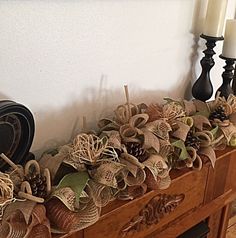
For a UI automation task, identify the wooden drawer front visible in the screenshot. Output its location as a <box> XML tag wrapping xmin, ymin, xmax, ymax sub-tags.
<box><xmin>204</xmin><ymin>148</ymin><xmax>236</xmax><ymax>203</ymax></box>
<box><xmin>84</xmin><ymin>167</ymin><xmax>208</xmax><ymax>238</ymax></box>
<box><xmin>226</xmin><ymin>149</ymin><xmax>236</xmax><ymax>192</ymax></box>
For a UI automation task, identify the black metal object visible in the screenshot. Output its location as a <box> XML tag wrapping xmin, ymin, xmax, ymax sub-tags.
<box><xmin>178</xmin><ymin>221</ymin><xmax>210</xmax><ymax>238</ymax></box>
<box><xmin>216</xmin><ymin>55</ymin><xmax>236</xmax><ymax>99</ymax></box>
<box><xmin>192</xmin><ymin>34</ymin><xmax>224</xmax><ymax>101</ymax></box>
<box><xmin>0</xmin><ymin>100</ymin><xmax>35</xmax><ymax>170</ymax></box>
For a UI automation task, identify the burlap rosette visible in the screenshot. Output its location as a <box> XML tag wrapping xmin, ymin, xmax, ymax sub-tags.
<box><xmin>169</xmin><ymin>112</ymin><xmax>218</xmax><ymax>170</ymax></box>
<box><xmin>89</xmin><ymin>161</ymin><xmax>125</xmax><ymax>188</ymax></box>
<box><xmin>171</xmin><ymin>120</ymin><xmax>191</xmax><ymax>142</ymax></box>
<box><xmin>205</xmin><ymin>94</ymin><xmax>236</xmax><ymax>149</ymax></box>
<box><xmin>145</xmin><ymin>120</ymin><xmax>172</xmax><ymax>142</ymax></box>
<box><xmin>87</xmin><ymin>180</ymin><xmax>116</xmax><ymax>207</ymax></box>
<box><xmin>146</xmin><ymin>100</ymin><xmax>186</xmax><ymax>125</ymax></box>
<box><xmin>119</xmin><ymin>154</ymin><xmax>146</xmax><ymax>187</ymax></box>
<box><xmin>0</xmin><ymin>201</ymin><xmax>51</xmax><ymax>238</ymax></box>
<box><xmin>143</xmin><ymin>154</ymin><xmax>171</xmax><ymax>190</ymax></box>
<box><xmin>46</xmin><ymin>183</ymin><xmax>101</xmax><ymax>234</ymax></box>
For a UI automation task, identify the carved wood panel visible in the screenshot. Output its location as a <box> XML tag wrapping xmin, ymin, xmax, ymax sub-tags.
<box><xmin>121</xmin><ymin>193</ymin><xmax>185</xmax><ymax>235</ymax></box>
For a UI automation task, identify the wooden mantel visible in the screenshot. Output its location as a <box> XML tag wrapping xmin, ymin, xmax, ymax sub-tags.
<box><xmin>59</xmin><ymin>148</ymin><xmax>236</xmax><ymax>238</ymax></box>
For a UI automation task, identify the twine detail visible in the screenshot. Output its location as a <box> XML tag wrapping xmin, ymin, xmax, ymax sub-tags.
<box><xmin>69</xmin><ymin>134</ymin><xmax>118</xmax><ymax>166</ymax></box>
<box><xmin>0</xmin><ymin>172</ymin><xmax>15</xmax><ymax>220</ymax></box>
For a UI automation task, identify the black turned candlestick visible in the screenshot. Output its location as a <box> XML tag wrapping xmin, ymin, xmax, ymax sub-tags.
<box><xmin>216</xmin><ymin>55</ymin><xmax>236</xmax><ymax>99</ymax></box>
<box><xmin>192</xmin><ymin>34</ymin><xmax>224</xmax><ymax>101</ymax></box>
<box><xmin>232</xmin><ymin>67</ymin><xmax>236</xmax><ymax>95</ymax></box>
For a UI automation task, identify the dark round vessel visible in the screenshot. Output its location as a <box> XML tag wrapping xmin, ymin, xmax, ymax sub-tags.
<box><xmin>0</xmin><ymin>100</ymin><xmax>34</xmax><ymax>170</ymax></box>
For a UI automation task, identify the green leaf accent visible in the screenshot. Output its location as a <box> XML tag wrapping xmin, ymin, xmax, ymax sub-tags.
<box><xmin>171</xmin><ymin>140</ymin><xmax>189</xmax><ymax>160</ymax></box>
<box><xmin>210</xmin><ymin>126</ymin><xmax>219</xmax><ymax>138</ymax></box>
<box><xmin>57</xmin><ymin>171</ymin><xmax>89</xmax><ymax>203</ymax></box>
<box><xmin>230</xmin><ymin>136</ymin><xmax>236</xmax><ymax>147</ymax></box>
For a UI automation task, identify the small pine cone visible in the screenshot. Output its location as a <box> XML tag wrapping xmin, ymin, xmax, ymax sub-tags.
<box><xmin>26</xmin><ymin>173</ymin><xmax>48</xmax><ymax>199</ymax></box>
<box><xmin>125</xmin><ymin>142</ymin><xmax>149</xmax><ymax>162</ymax></box>
<box><xmin>209</xmin><ymin>106</ymin><xmax>229</xmax><ymax>122</ymax></box>
<box><xmin>185</xmin><ymin>129</ymin><xmax>201</xmax><ymax>151</ymax></box>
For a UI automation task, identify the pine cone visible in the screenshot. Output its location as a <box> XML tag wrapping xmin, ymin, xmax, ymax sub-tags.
<box><xmin>125</xmin><ymin>142</ymin><xmax>149</xmax><ymax>162</ymax></box>
<box><xmin>185</xmin><ymin>129</ymin><xmax>201</xmax><ymax>151</ymax></box>
<box><xmin>209</xmin><ymin>106</ymin><xmax>229</xmax><ymax>122</ymax></box>
<box><xmin>26</xmin><ymin>173</ymin><xmax>47</xmax><ymax>199</ymax></box>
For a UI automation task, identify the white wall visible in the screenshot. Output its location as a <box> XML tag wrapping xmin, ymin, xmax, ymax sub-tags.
<box><xmin>0</xmin><ymin>0</ymin><xmax>235</xmax><ymax>156</ymax></box>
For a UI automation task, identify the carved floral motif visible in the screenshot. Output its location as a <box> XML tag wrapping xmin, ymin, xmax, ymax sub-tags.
<box><xmin>122</xmin><ymin>193</ymin><xmax>185</xmax><ymax>235</ymax></box>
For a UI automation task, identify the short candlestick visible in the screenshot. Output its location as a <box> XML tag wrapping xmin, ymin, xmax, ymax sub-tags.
<box><xmin>192</xmin><ymin>34</ymin><xmax>224</xmax><ymax>101</ymax></box>
<box><xmin>217</xmin><ymin>55</ymin><xmax>236</xmax><ymax>98</ymax></box>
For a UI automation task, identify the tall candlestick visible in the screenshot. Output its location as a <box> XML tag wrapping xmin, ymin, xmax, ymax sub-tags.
<box><xmin>222</xmin><ymin>20</ymin><xmax>236</xmax><ymax>59</ymax></box>
<box><xmin>192</xmin><ymin>34</ymin><xmax>223</xmax><ymax>101</ymax></box>
<box><xmin>203</xmin><ymin>0</ymin><xmax>228</xmax><ymax>37</ymax></box>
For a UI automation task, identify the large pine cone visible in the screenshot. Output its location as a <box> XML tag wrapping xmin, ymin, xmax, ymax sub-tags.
<box><xmin>125</xmin><ymin>142</ymin><xmax>149</xmax><ymax>162</ymax></box>
<box><xmin>209</xmin><ymin>106</ymin><xmax>229</xmax><ymax>122</ymax></box>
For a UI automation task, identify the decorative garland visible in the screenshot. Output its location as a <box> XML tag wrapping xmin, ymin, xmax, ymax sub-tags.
<box><xmin>1</xmin><ymin>87</ymin><xmax>236</xmax><ymax>237</ymax></box>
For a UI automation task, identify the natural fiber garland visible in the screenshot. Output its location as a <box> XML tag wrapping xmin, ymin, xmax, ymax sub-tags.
<box><xmin>2</xmin><ymin>87</ymin><xmax>236</xmax><ymax>237</ymax></box>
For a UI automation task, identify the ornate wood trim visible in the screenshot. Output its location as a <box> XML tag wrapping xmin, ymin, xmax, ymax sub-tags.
<box><xmin>121</xmin><ymin>193</ymin><xmax>185</xmax><ymax>234</ymax></box>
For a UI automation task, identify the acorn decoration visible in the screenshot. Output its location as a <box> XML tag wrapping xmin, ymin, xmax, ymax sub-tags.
<box><xmin>125</xmin><ymin>142</ymin><xmax>149</xmax><ymax>163</ymax></box>
<box><xmin>185</xmin><ymin>129</ymin><xmax>201</xmax><ymax>151</ymax></box>
<box><xmin>209</xmin><ymin>106</ymin><xmax>229</xmax><ymax>122</ymax></box>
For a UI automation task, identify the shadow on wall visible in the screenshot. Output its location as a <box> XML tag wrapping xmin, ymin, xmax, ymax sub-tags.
<box><xmin>1</xmin><ymin>1</ymin><xmax>206</xmax><ymax>157</ymax></box>
<box><xmin>32</xmin><ymin>74</ymin><xmax>193</xmax><ymax>158</ymax></box>
<box><xmin>0</xmin><ymin>92</ymin><xmax>12</xmax><ymax>101</ymax></box>
<box><xmin>186</xmin><ymin>0</ymin><xmax>209</xmax><ymax>100</ymax></box>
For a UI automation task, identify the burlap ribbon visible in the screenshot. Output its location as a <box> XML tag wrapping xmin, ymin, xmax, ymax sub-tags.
<box><xmin>47</xmin><ymin>185</ymin><xmax>101</xmax><ymax>234</ymax></box>
<box><xmin>143</xmin><ymin>154</ymin><xmax>171</xmax><ymax>190</ymax></box>
<box><xmin>220</xmin><ymin>123</ymin><xmax>236</xmax><ymax>143</ymax></box>
<box><xmin>120</xmin><ymin>157</ymin><xmax>146</xmax><ymax>187</ymax></box>
<box><xmin>87</xmin><ymin>180</ymin><xmax>116</xmax><ymax>207</ymax></box>
<box><xmin>98</xmin><ymin>118</ymin><xmax>120</xmax><ymax>132</ymax></box>
<box><xmin>171</xmin><ymin>120</ymin><xmax>191</xmax><ymax>141</ymax></box>
<box><xmin>89</xmin><ymin>161</ymin><xmax>125</xmax><ymax>188</ymax></box>
<box><xmin>100</xmin><ymin>130</ymin><xmax>122</xmax><ymax>149</ymax></box>
<box><xmin>145</xmin><ymin>120</ymin><xmax>172</xmax><ymax>141</ymax></box>
<box><xmin>183</xmin><ymin>100</ymin><xmax>197</xmax><ymax>116</ymax></box>
<box><xmin>192</xmin><ymin>115</ymin><xmax>211</xmax><ymax>131</ymax></box>
<box><xmin>193</xmin><ymin>99</ymin><xmax>210</xmax><ymax>113</ymax></box>
<box><xmin>0</xmin><ymin>201</ymin><xmax>51</xmax><ymax>238</ymax></box>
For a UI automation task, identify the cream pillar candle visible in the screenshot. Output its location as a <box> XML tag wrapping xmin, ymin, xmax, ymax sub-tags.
<box><xmin>203</xmin><ymin>0</ymin><xmax>228</xmax><ymax>37</ymax></box>
<box><xmin>191</xmin><ymin>0</ymin><xmax>208</xmax><ymax>35</ymax></box>
<box><xmin>222</xmin><ymin>20</ymin><xmax>236</xmax><ymax>58</ymax></box>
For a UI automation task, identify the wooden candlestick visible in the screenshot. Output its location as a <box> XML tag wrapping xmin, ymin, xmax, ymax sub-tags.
<box><xmin>192</xmin><ymin>34</ymin><xmax>224</xmax><ymax>101</ymax></box>
<box><xmin>216</xmin><ymin>55</ymin><xmax>236</xmax><ymax>99</ymax></box>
